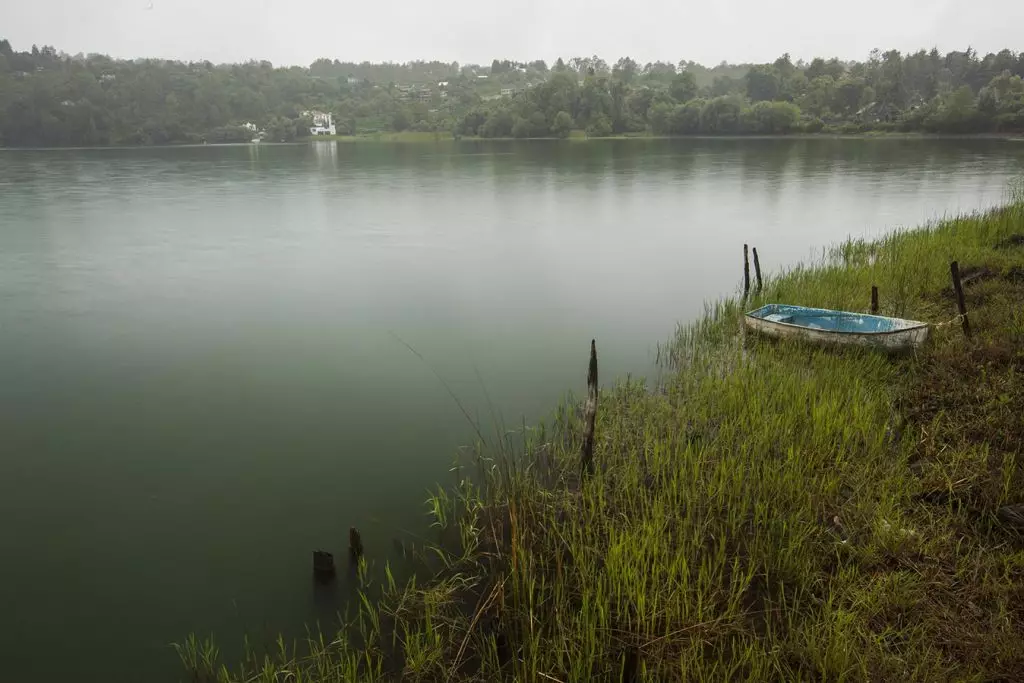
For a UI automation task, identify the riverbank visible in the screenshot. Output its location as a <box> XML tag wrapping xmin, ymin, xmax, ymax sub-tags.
<box><xmin>4</xmin><ymin>132</ymin><xmax>1022</xmax><ymax>150</ymax></box>
<box><xmin>306</xmin><ymin>131</ymin><xmax>1024</xmax><ymax>143</ymax></box>
<box><xmin>181</xmin><ymin>194</ymin><xmax>1024</xmax><ymax>681</ymax></box>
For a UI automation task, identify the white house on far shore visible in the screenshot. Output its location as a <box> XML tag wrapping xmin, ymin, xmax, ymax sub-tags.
<box><xmin>302</xmin><ymin>110</ymin><xmax>336</xmax><ymax>136</ymax></box>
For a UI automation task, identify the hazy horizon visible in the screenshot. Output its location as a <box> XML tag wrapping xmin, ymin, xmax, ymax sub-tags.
<box><xmin>2</xmin><ymin>0</ymin><xmax>1023</xmax><ymax>68</ymax></box>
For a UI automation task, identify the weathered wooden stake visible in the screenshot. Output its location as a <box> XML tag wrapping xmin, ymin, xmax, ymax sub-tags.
<box><xmin>581</xmin><ymin>340</ymin><xmax>598</xmax><ymax>479</ymax></box>
<box><xmin>349</xmin><ymin>527</ymin><xmax>364</xmax><ymax>562</ymax></box>
<box><xmin>950</xmin><ymin>261</ymin><xmax>972</xmax><ymax>339</ymax></box>
<box><xmin>870</xmin><ymin>285</ymin><xmax>879</xmax><ymax>314</ymax></box>
<box><xmin>312</xmin><ymin>550</ymin><xmax>336</xmax><ymax>582</ymax></box>
<box><xmin>743</xmin><ymin>244</ymin><xmax>751</xmax><ymax>299</ymax></box>
<box><xmin>752</xmin><ymin>247</ymin><xmax>763</xmax><ymax>293</ymax></box>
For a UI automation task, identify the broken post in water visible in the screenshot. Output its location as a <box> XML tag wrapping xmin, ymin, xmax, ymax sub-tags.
<box><xmin>349</xmin><ymin>527</ymin><xmax>364</xmax><ymax>563</ymax></box>
<box><xmin>950</xmin><ymin>261</ymin><xmax>972</xmax><ymax>339</ymax></box>
<box><xmin>871</xmin><ymin>285</ymin><xmax>879</xmax><ymax>314</ymax></box>
<box><xmin>743</xmin><ymin>244</ymin><xmax>751</xmax><ymax>299</ymax></box>
<box><xmin>581</xmin><ymin>340</ymin><xmax>598</xmax><ymax>478</ymax></box>
<box><xmin>752</xmin><ymin>247</ymin><xmax>763</xmax><ymax>293</ymax></box>
<box><xmin>312</xmin><ymin>550</ymin><xmax>336</xmax><ymax>582</ymax></box>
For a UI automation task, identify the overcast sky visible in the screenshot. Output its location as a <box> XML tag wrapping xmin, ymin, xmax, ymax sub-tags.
<box><xmin>2</xmin><ymin>0</ymin><xmax>1022</xmax><ymax>67</ymax></box>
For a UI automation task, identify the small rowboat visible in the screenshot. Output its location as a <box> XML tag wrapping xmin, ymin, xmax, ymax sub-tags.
<box><xmin>744</xmin><ymin>304</ymin><xmax>930</xmax><ymax>351</ymax></box>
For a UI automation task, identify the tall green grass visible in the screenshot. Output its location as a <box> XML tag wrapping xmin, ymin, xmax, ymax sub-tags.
<box><xmin>179</xmin><ymin>196</ymin><xmax>1024</xmax><ymax>682</ymax></box>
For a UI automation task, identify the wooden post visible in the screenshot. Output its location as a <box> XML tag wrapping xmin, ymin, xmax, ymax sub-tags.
<box><xmin>950</xmin><ymin>261</ymin><xmax>971</xmax><ymax>339</ymax></box>
<box><xmin>743</xmin><ymin>244</ymin><xmax>751</xmax><ymax>299</ymax></box>
<box><xmin>581</xmin><ymin>340</ymin><xmax>598</xmax><ymax>478</ymax></box>
<box><xmin>752</xmin><ymin>247</ymin><xmax>763</xmax><ymax>293</ymax></box>
<box><xmin>870</xmin><ymin>285</ymin><xmax>879</xmax><ymax>314</ymax></box>
<box><xmin>313</xmin><ymin>550</ymin><xmax>336</xmax><ymax>582</ymax></box>
<box><xmin>349</xmin><ymin>527</ymin><xmax>364</xmax><ymax>562</ymax></box>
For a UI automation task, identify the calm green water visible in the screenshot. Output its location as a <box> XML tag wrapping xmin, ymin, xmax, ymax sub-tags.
<box><xmin>1</xmin><ymin>139</ymin><xmax>1021</xmax><ymax>681</ymax></box>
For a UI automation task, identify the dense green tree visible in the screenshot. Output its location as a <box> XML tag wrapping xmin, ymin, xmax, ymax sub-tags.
<box><xmin>551</xmin><ymin>111</ymin><xmax>573</xmax><ymax>138</ymax></box>
<box><xmin>799</xmin><ymin>76</ymin><xmax>837</xmax><ymax>117</ymax></box>
<box><xmin>925</xmin><ymin>85</ymin><xmax>982</xmax><ymax>132</ymax></box>
<box><xmin>459</xmin><ymin>109</ymin><xmax>489</xmax><ymax>136</ymax></box>
<box><xmin>875</xmin><ymin>49</ymin><xmax>908</xmax><ymax>108</ymax></box>
<box><xmin>779</xmin><ymin>72</ymin><xmax>807</xmax><ymax>103</ymax></box>
<box><xmin>609</xmin><ymin>80</ymin><xmax>631</xmax><ymax>132</ymax></box>
<box><xmin>805</xmin><ymin>57</ymin><xmax>845</xmax><ymax>81</ymax></box>
<box><xmin>833</xmin><ymin>77</ymin><xmax>871</xmax><ymax>116</ymax></box>
<box><xmin>612</xmin><ymin>57</ymin><xmax>639</xmax><ymax>84</ymax></box>
<box><xmin>537</xmin><ymin>73</ymin><xmax>579</xmax><ymax>118</ymax></box>
<box><xmin>670</xmin><ymin>71</ymin><xmax>698</xmax><ymax>103</ymax></box>
<box><xmin>585</xmin><ymin>114</ymin><xmax>612</xmax><ymax>137</ymax></box>
<box><xmin>902</xmin><ymin>49</ymin><xmax>941</xmax><ymax>100</ymax></box>
<box><xmin>568</xmin><ymin>56</ymin><xmax>609</xmax><ymax>78</ymax></box>
<box><xmin>772</xmin><ymin>53</ymin><xmax>797</xmax><ymax>78</ymax></box>
<box><xmin>744</xmin><ymin>100</ymin><xmax>800</xmax><ymax>133</ymax></box>
<box><xmin>708</xmin><ymin>75</ymin><xmax>743</xmax><ymax>97</ymax></box>
<box><xmin>481</xmin><ymin>109</ymin><xmax>514</xmax><ymax>137</ymax></box>
<box><xmin>575</xmin><ymin>77</ymin><xmax>612</xmax><ymax>129</ymax></box>
<box><xmin>700</xmin><ymin>96</ymin><xmax>743</xmax><ymax>133</ymax></box>
<box><xmin>669</xmin><ymin>99</ymin><xmax>703</xmax><ymax>134</ymax></box>
<box><xmin>745</xmin><ymin>65</ymin><xmax>780</xmax><ymax>102</ymax></box>
<box><xmin>642</xmin><ymin>61</ymin><xmax>677</xmax><ymax>83</ymax></box>
<box><xmin>980</xmin><ymin>70</ymin><xmax>1024</xmax><ymax>113</ymax></box>
<box><xmin>647</xmin><ymin>102</ymin><xmax>672</xmax><ymax>135</ymax></box>
<box><xmin>511</xmin><ymin>111</ymin><xmax>548</xmax><ymax>138</ymax></box>
<box><xmin>625</xmin><ymin>87</ymin><xmax>667</xmax><ymax>125</ymax></box>
<box><xmin>391</xmin><ymin>109</ymin><xmax>410</xmax><ymax>131</ymax></box>
<box><xmin>679</xmin><ymin>60</ymin><xmax>753</xmax><ymax>89</ymax></box>
<box><xmin>264</xmin><ymin>116</ymin><xmax>298</xmax><ymax>142</ymax></box>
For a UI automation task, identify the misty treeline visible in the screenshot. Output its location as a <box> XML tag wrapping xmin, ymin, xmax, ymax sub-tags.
<box><xmin>1</xmin><ymin>39</ymin><xmax>1023</xmax><ymax>146</ymax></box>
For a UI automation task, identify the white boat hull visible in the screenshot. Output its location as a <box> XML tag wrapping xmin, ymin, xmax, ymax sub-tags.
<box><xmin>744</xmin><ymin>307</ymin><xmax>931</xmax><ymax>352</ymax></box>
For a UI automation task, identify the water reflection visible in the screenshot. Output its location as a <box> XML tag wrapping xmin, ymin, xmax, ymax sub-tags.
<box><xmin>310</xmin><ymin>139</ymin><xmax>338</xmax><ymax>168</ymax></box>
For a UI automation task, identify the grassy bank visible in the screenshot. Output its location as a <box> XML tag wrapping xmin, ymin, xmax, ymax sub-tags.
<box><xmin>180</xmin><ymin>195</ymin><xmax>1024</xmax><ymax>681</ymax></box>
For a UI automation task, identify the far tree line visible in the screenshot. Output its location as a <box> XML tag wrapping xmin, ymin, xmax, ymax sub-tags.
<box><xmin>1</xmin><ymin>40</ymin><xmax>1023</xmax><ymax>147</ymax></box>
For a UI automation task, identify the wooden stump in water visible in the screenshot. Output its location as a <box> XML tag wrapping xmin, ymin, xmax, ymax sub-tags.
<box><xmin>752</xmin><ymin>247</ymin><xmax>763</xmax><ymax>294</ymax></box>
<box><xmin>349</xmin><ymin>527</ymin><xmax>364</xmax><ymax>562</ymax></box>
<box><xmin>312</xmin><ymin>550</ymin><xmax>336</xmax><ymax>582</ymax></box>
<box><xmin>581</xmin><ymin>340</ymin><xmax>598</xmax><ymax>478</ymax></box>
<box><xmin>743</xmin><ymin>244</ymin><xmax>751</xmax><ymax>299</ymax></box>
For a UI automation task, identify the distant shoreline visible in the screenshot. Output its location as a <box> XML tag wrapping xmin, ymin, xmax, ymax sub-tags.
<box><xmin>309</xmin><ymin>131</ymin><xmax>1024</xmax><ymax>143</ymax></box>
<box><xmin>4</xmin><ymin>132</ymin><xmax>1021</xmax><ymax>151</ymax></box>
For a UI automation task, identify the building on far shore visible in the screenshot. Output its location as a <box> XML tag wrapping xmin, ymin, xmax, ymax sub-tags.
<box><xmin>302</xmin><ymin>110</ymin><xmax>337</xmax><ymax>136</ymax></box>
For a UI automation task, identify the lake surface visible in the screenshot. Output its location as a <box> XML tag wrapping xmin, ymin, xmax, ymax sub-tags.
<box><xmin>1</xmin><ymin>138</ymin><xmax>1021</xmax><ymax>681</ymax></box>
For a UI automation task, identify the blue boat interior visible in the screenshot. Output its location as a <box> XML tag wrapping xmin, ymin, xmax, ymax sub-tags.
<box><xmin>748</xmin><ymin>304</ymin><xmax>919</xmax><ymax>333</ymax></box>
